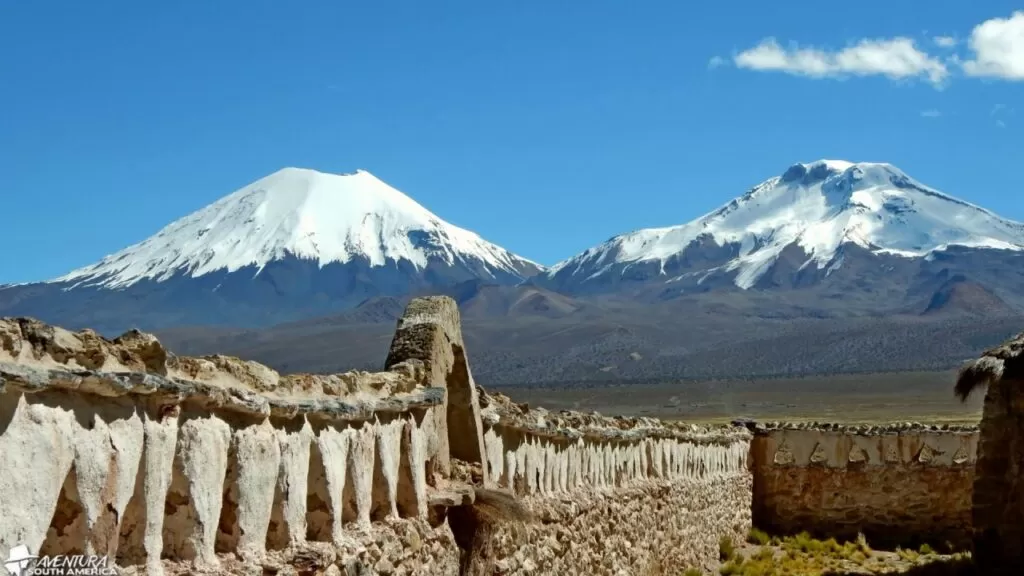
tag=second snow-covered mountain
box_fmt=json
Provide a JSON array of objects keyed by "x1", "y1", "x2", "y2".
[
  {"x1": 0, "y1": 167, "x2": 541, "y2": 332},
  {"x1": 539, "y1": 160, "x2": 1024, "y2": 297}
]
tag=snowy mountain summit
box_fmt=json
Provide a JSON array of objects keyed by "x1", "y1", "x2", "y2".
[
  {"x1": 543, "y1": 160, "x2": 1024, "y2": 292},
  {"x1": 0, "y1": 167, "x2": 541, "y2": 332},
  {"x1": 60, "y1": 167, "x2": 541, "y2": 289}
]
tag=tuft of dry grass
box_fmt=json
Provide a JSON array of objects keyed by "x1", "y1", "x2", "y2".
[
  {"x1": 747, "y1": 528, "x2": 771, "y2": 546},
  {"x1": 720, "y1": 536, "x2": 738, "y2": 562}
]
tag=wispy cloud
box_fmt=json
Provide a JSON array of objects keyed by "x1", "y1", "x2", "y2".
[
  {"x1": 991, "y1": 103, "x2": 1014, "y2": 128},
  {"x1": 707, "y1": 55, "x2": 726, "y2": 69},
  {"x1": 733, "y1": 37, "x2": 948, "y2": 86},
  {"x1": 920, "y1": 109, "x2": 942, "y2": 118},
  {"x1": 962, "y1": 11, "x2": 1024, "y2": 80},
  {"x1": 728, "y1": 11, "x2": 1024, "y2": 87}
]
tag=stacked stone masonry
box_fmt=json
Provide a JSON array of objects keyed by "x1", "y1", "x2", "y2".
[
  {"x1": 748, "y1": 421, "x2": 979, "y2": 549},
  {"x1": 0, "y1": 297, "x2": 752, "y2": 576},
  {"x1": 472, "y1": 395, "x2": 752, "y2": 575}
]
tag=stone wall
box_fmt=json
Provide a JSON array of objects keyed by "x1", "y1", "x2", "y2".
[
  {"x1": 465, "y1": 395, "x2": 753, "y2": 575},
  {"x1": 749, "y1": 422, "x2": 979, "y2": 548},
  {"x1": 0, "y1": 298, "x2": 753, "y2": 576},
  {"x1": 0, "y1": 298, "x2": 474, "y2": 575}
]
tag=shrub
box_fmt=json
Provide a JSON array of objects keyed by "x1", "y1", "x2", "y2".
[
  {"x1": 746, "y1": 528, "x2": 771, "y2": 546},
  {"x1": 718, "y1": 561, "x2": 742, "y2": 576},
  {"x1": 787, "y1": 531, "x2": 820, "y2": 554},
  {"x1": 719, "y1": 536, "x2": 737, "y2": 562},
  {"x1": 855, "y1": 532, "x2": 872, "y2": 555},
  {"x1": 897, "y1": 546, "x2": 921, "y2": 563},
  {"x1": 919, "y1": 542, "x2": 936, "y2": 555},
  {"x1": 682, "y1": 569, "x2": 702, "y2": 576}
]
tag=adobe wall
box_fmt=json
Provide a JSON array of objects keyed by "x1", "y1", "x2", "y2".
[
  {"x1": 467, "y1": 395, "x2": 752, "y2": 575},
  {"x1": 749, "y1": 422, "x2": 979, "y2": 548},
  {"x1": 0, "y1": 299, "x2": 470, "y2": 576},
  {"x1": 0, "y1": 297, "x2": 753, "y2": 576}
]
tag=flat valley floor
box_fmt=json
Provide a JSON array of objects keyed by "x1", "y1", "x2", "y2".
[{"x1": 493, "y1": 370, "x2": 984, "y2": 424}]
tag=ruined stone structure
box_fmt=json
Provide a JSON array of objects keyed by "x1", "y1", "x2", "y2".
[
  {"x1": 0, "y1": 297, "x2": 751, "y2": 576},
  {"x1": 955, "y1": 331, "x2": 1024, "y2": 576},
  {"x1": 748, "y1": 422, "x2": 978, "y2": 549}
]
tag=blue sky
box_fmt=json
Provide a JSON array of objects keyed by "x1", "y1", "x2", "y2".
[{"x1": 1, "y1": 1, "x2": 1021, "y2": 283}]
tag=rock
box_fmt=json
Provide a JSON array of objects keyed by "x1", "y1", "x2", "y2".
[{"x1": 374, "y1": 558, "x2": 395, "y2": 575}]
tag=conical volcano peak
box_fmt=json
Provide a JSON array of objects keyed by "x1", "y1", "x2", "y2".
[{"x1": 53, "y1": 167, "x2": 542, "y2": 289}]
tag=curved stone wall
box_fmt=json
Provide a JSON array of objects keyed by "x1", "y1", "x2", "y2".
[
  {"x1": 0, "y1": 298, "x2": 755, "y2": 576},
  {"x1": 0, "y1": 304, "x2": 465, "y2": 575}
]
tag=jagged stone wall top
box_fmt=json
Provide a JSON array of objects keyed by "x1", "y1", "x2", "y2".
[
  {"x1": 481, "y1": 391, "x2": 750, "y2": 445},
  {"x1": 745, "y1": 420, "x2": 978, "y2": 435},
  {"x1": 749, "y1": 421, "x2": 978, "y2": 469},
  {"x1": 0, "y1": 315, "x2": 448, "y2": 421}
]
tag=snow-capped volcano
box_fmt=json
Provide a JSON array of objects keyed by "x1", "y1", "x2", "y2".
[
  {"x1": 542, "y1": 160, "x2": 1024, "y2": 292},
  {"x1": 0, "y1": 167, "x2": 541, "y2": 332},
  {"x1": 59, "y1": 167, "x2": 541, "y2": 289}
]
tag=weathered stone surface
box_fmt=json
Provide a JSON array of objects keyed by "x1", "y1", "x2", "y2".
[
  {"x1": 0, "y1": 315, "x2": 442, "y2": 419},
  {"x1": 481, "y1": 390, "x2": 750, "y2": 445},
  {"x1": 121, "y1": 520, "x2": 461, "y2": 576},
  {"x1": 456, "y1": 477, "x2": 751, "y2": 576},
  {"x1": 385, "y1": 296, "x2": 487, "y2": 481},
  {"x1": 955, "y1": 331, "x2": 1024, "y2": 575},
  {"x1": 458, "y1": 390, "x2": 753, "y2": 574},
  {"x1": 750, "y1": 427, "x2": 978, "y2": 548}
]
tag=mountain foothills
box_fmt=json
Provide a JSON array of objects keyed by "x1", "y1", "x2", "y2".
[{"x1": 3, "y1": 160, "x2": 1024, "y2": 383}]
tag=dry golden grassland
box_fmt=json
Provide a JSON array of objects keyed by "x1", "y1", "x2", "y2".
[{"x1": 693, "y1": 529, "x2": 975, "y2": 576}]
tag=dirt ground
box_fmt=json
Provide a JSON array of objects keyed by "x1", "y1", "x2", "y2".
[{"x1": 492, "y1": 370, "x2": 984, "y2": 424}]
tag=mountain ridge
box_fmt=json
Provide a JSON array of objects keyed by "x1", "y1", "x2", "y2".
[
  {"x1": 2, "y1": 159, "x2": 1024, "y2": 337},
  {"x1": 539, "y1": 160, "x2": 1024, "y2": 295}
]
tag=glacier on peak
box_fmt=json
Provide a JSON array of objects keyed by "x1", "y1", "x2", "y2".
[
  {"x1": 546, "y1": 160, "x2": 1024, "y2": 290},
  {"x1": 55, "y1": 167, "x2": 543, "y2": 289}
]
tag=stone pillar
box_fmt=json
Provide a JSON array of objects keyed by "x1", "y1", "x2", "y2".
[
  {"x1": 973, "y1": 379, "x2": 1024, "y2": 575},
  {"x1": 384, "y1": 296, "x2": 489, "y2": 483}
]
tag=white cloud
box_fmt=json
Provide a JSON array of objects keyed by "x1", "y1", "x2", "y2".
[
  {"x1": 734, "y1": 37, "x2": 949, "y2": 86},
  {"x1": 962, "y1": 11, "x2": 1024, "y2": 79},
  {"x1": 934, "y1": 36, "x2": 957, "y2": 48},
  {"x1": 920, "y1": 109, "x2": 941, "y2": 118},
  {"x1": 708, "y1": 55, "x2": 726, "y2": 69}
]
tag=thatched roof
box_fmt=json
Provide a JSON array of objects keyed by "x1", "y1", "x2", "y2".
[{"x1": 956, "y1": 331, "x2": 1024, "y2": 401}]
